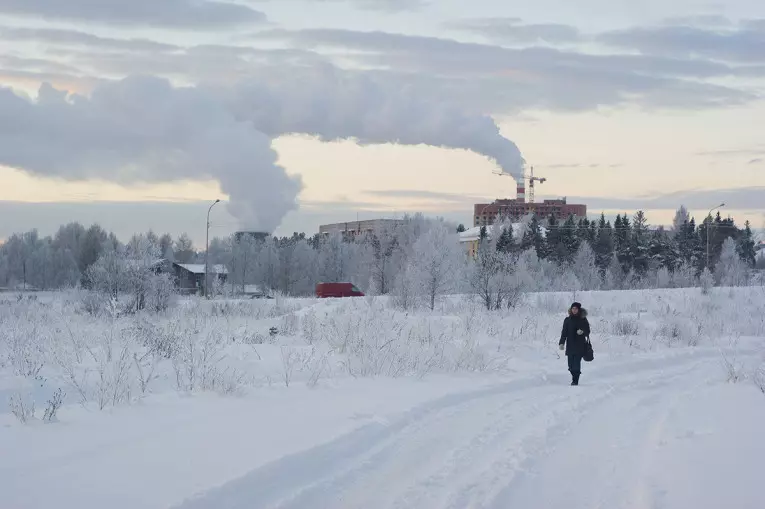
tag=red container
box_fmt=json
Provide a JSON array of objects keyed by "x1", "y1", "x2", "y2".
[{"x1": 315, "y1": 282, "x2": 365, "y2": 298}]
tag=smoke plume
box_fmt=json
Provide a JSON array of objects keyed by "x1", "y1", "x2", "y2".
[
  {"x1": 0, "y1": 68, "x2": 524, "y2": 231},
  {"x1": 228, "y1": 65, "x2": 525, "y2": 175},
  {"x1": 0, "y1": 76, "x2": 301, "y2": 232}
]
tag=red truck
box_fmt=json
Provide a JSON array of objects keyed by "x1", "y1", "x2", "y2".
[{"x1": 315, "y1": 282, "x2": 365, "y2": 298}]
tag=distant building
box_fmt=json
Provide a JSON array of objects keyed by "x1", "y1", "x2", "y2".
[
  {"x1": 172, "y1": 263, "x2": 228, "y2": 294},
  {"x1": 235, "y1": 231, "x2": 270, "y2": 242},
  {"x1": 473, "y1": 198, "x2": 587, "y2": 227},
  {"x1": 459, "y1": 223, "x2": 546, "y2": 257},
  {"x1": 319, "y1": 219, "x2": 406, "y2": 238},
  {"x1": 459, "y1": 226, "x2": 485, "y2": 258}
]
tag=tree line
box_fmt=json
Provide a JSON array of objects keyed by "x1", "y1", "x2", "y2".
[{"x1": 0, "y1": 207, "x2": 760, "y2": 306}]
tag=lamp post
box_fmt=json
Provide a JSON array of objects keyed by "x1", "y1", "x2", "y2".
[
  {"x1": 204, "y1": 199, "x2": 220, "y2": 299},
  {"x1": 706, "y1": 202, "x2": 725, "y2": 270}
]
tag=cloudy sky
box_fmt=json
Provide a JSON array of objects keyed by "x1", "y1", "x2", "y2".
[{"x1": 1, "y1": 0, "x2": 764, "y2": 243}]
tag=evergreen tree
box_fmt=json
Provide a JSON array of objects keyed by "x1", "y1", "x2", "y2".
[
  {"x1": 496, "y1": 226, "x2": 515, "y2": 254},
  {"x1": 562, "y1": 215, "x2": 580, "y2": 258},
  {"x1": 521, "y1": 215, "x2": 548, "y2": 259},
  {"x1": 456, "y1": 224, "x2": 466, "y2": 233},
  {"x1": 614, "y1": 214, "x2": 632, "y2": 272},
  {"x1": 594, "y1": 213, "x2": 614, "y2": 272},
  {"x1": 737, "y1": 221, "x2": 757, "y2": 267},
  {"x1": 547, "y1": 214, "x2": 570, "y2": 264},
  {"x1": 630, "y1": 210, "x2": 650, "y2": 275}
]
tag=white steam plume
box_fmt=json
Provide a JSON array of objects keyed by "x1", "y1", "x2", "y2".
[
  {"x1": 0, "y1": 76, "x2": 301, "y2": 232},
  {"x1": 227, "y1": 65, "x2": 525, "y2": 175},
  {"x1": 0, "y1": 67, "x2": 524, "y2": 232}
]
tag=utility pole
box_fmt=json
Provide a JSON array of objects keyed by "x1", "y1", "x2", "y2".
[
  {"x1": 204, "y1": 199, "x2": 220, "y2": 299},
  {"x1": 706, "y1": 202, "x2": 725, "y2": 271}
]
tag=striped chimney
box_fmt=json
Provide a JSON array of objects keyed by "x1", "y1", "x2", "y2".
[{"x1": 516, "y1": 175, "x2": 526, "y2": 203}]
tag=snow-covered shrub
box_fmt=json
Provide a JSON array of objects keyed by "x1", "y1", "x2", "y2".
[
  {"x1": 171, "y1": 324, "x2": 227, "y2": 393},
  {"x1": 43, "y1": 388, "x2": 65, "y2": 423},
  {"x1": 700, "y1": 268, "x2": 714, "y2": 294},
  {"x1": 9, "y1": 392, "x2": 35, "y2": 424},
  {"x1": 612, "y1": 315, "x2": 640, "y2": 336},
  {"x1": 753, "y1": 362, "x2": 765, "y2": 394},
  {"x1": 719, "y1": 336, "x2": 745, "y2": 383}
]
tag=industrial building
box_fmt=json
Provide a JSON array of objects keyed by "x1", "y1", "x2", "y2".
[
  {"x1": 473, "y1": 198, "x2": 587, "y2": 227},
  {"x1": 319, "y1": 219, "x2": 406, "y2": 237},
  {"x1": 474, "y1": 168, "x2": 587, "y2": 227}
]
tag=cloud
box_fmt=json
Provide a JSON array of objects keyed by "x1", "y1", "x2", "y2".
[
  {"x1": 661, "y1": 15, "x2": 734, "y2": 28},
  {"x1": 0, "y1": 76, "x2": 302, "y2": 232},
  {"x1": 599, "y1": 22, "x2": 765, "y2": 63},
  {"x1": 251, "y1": 28, "x2": 754, "y2": 110},
  {"x1": 0, "y1": 26, "x2": 180, "y2": 52},
  {"x1": 572, "y1": 186, "x2": 765, "y2": 211},
  {"x1": 696, "y1": 144, "x2": 765, "y2": 157},
  {"x1": 364, "y1": 189, "x2": 486, "y2": 203},
  {"x1": 0, "y1": 0, "x2": 267, "y2": 28},
  {"x1": 444, "y1": 17, "x2": 582, "y2": 44},
  {"x1": 310, "y1": 0, "x2": 429, "y2": 10}
]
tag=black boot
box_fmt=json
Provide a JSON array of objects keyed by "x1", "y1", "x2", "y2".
[{"x1": 572, "y1": 372, "x2": 580, "y2": 386}]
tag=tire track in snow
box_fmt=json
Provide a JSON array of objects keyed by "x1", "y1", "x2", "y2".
[
  {"x1": 486, "y1": 359, "x2": 709, "y2": 509},
  {"x1": 172, "y1": 352, "x2": 718, "y2": 509}
]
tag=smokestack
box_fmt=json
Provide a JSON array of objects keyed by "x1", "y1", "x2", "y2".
[{"x1": 516, "y1": 176, "x2": 526, "y2": 203}]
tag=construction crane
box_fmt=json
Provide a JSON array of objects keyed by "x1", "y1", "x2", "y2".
[{"x1": 492, "y1": 165, "x2": 547, "y2": 203}]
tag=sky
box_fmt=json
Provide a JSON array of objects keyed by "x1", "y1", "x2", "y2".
[{"x1": 1, "y1": 0, "x2": 764, "y2": 244}]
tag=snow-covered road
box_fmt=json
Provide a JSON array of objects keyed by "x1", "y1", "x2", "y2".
[{"x1": 174, "y1": 350, "x2": 765, "y2": 509}]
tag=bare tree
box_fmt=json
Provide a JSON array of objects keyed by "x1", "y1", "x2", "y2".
[
  {"x1": 369, "y1": 223, "x2": 400, "y2": 295},
  {"x1": 410, "y1": 223, "x2": 462, "y2": 310}
]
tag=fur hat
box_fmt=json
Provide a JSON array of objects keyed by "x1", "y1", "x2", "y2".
[{"x1": 571, "y1": 302, "x2": 582, "y2": 310}]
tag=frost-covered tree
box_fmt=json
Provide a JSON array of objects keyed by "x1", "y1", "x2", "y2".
[
  {"x1": 279, "y1": 239, "x2": 316, "y2": 295},
  {"x1": 174, "y1": 233, "x2": 196, "y2": 263},
  {"x1": 672, "y1": 205, "x2": 690, "y2": 232},
  {"x1": 318, "y1": 232, "x2": 353, "y2": 283},
  {"x1": 603, "y1": 253, "x2": 625, "y2": 290},
  {"x1": 255, "y1": 240, "x2": 281, "y2": 291},
  {"x1": 715, "y1": 237, "x2": 749, "y2": 287},
  {"x1": 670, "y1": 261, "x2": 698, "y2": 288},
  {"x1": 410, "y1": 223, "x2": 462, "y2": 310},
  {"x1": 369, "y1": 223, "x2": 400, "y2": 295},
  {"x1": 572, "y1": 242, "x2": 601, "y2": 291}
]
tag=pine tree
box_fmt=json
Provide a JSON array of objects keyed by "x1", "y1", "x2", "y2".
[
  {"x1": 547, "y1": 214, "x2": 569, "y2": 264},
  {"x1": 456, "y1": 224, "x2": 466, "y2": 233},
  {"x1": 630, "y1": 210, "x2": 650, "y2": 275},
  {"x1": 737, "y1": 221, "x2": 757, "y2": 267},
  {"x1": 593, "y1": 213, "x2": 614, "y2": 271},
  {"x1": 522, "y1": 215, "x2": 548, "y2": 259},
  {"x1": 614, "y1": 214, "x2": 632, "y2": 272},
  {"x1": 563, "y1": 215, "x2": 580, "y2": 254},
  {"x1": 496, "y1": 226, "x2": 515, "y2": 254}
]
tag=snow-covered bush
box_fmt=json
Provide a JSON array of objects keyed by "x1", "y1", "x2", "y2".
[
  {"x1": 9, "y1": 392, "x2": 35, "y2": 424},
  {"x1": 612, "y1": 315, "x2": 640, "y2": 336}
]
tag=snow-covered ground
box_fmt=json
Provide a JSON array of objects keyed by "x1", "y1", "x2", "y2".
[{"x1": 2, "y1": 287, "x2": 765, "y2": 509}]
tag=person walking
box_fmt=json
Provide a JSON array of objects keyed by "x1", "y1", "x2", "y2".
[{"x1": 559, "y1": 302, "x2": 590, "y2": 386}]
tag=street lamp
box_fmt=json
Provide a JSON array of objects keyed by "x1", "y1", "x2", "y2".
[
  {"x1": 204, "y1": 199, "x2": 220, "y2": 299},
  {"x1": 706, "y1": 202, "x2": 725, "y2": 270}
]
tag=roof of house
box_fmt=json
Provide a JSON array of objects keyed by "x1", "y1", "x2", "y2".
[{"x1": 174, "y1": 263, "x2": 229, "y2": 275}]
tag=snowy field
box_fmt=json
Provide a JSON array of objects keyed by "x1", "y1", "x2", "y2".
[{"x1": 2, "y1": 287, "x2": 765, "y2": 509}]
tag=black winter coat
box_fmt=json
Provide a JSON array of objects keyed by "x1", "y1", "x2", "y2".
[{"x1": 559, "y1": 309, "x2": 591, "y2": 357}]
